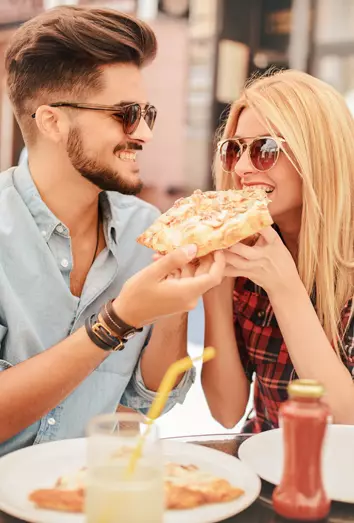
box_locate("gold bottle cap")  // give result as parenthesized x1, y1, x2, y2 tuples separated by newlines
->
(288, 379, 325, 399)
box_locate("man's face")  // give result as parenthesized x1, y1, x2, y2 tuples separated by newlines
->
(65, 64, 153, 195)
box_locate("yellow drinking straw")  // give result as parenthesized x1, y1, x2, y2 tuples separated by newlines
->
(125, 346, 216, 478)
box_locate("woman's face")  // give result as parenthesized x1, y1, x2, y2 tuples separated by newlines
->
(231, 108, 303, 226)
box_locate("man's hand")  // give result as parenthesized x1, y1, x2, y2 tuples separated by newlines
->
(113, 245, 225, 327)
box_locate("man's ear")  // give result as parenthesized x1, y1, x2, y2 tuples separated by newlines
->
(33, 105, 70, 144)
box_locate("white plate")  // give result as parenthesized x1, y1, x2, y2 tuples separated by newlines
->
(239, 425, 354, 504)
(0, 438, 261, 523)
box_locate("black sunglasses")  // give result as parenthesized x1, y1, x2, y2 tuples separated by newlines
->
(31, 102, 157, 135)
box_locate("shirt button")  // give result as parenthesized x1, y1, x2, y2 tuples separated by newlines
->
(257, 311, 265, 318)
(56, 224, 65, 234)
(48, 418, 56, 426)
(41, 230, 46, 237)
(61, 259, 69, 268)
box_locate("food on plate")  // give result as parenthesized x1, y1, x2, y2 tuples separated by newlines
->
(29, 462, 244, 512)
(164, 463, 244, 509)
(136, 188, 273, 257)
(28, 488, 84, 513)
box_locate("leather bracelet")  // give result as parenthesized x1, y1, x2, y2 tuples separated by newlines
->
(101, 303, 122, 335)
(85, 314, 125, 351)
(101, 300, 143, 339)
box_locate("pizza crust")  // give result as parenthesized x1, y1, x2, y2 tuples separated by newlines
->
(136, 188, 273, 257)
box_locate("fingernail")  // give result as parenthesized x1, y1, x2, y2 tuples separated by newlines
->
(183, 244, 197, 259)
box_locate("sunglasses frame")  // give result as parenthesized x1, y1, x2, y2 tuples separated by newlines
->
(217, 135, 286, 173)
(31, 102, 157, 135)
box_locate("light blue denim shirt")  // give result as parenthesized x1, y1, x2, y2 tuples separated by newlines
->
(0, 163, 194, 456)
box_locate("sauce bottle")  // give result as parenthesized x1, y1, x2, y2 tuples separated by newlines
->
(272, 379, 331, 520)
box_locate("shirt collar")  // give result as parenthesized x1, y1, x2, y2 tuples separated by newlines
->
(13, 162, 60, 242)
(13, 162, 119, 247)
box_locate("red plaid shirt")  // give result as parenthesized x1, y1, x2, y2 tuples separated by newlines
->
(233, 277, 354, 433)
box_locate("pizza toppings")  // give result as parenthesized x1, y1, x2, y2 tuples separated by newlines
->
(136, 188, 273, 257)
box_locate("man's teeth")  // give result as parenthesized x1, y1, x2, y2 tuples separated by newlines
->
(118, 151, 137, 161)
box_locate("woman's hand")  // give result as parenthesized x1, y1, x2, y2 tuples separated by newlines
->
(224, 226, 300, 296)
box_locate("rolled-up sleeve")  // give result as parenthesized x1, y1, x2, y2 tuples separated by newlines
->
(0, 360, 12, 371)
(0, 324, 11, 371)
(120, 328, 196, 415)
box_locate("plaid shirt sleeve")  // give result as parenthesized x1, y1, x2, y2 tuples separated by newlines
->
(340, 300, 354, 379)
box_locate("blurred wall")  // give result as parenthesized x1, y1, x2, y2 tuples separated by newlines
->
(140, 15, 188, 192)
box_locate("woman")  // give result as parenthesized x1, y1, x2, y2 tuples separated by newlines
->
(202, 69, 354, 432)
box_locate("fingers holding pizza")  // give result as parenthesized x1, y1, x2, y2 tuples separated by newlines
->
(223, 225, 299, 296)
(139, 188, 273, 291)
(112, 246, 225, 328)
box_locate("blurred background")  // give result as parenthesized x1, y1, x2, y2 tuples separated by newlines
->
(0, 0, 353, 436)
(3, 0, 354, 202)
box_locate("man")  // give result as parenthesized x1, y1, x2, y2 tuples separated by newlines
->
(0, 6, 224, 455)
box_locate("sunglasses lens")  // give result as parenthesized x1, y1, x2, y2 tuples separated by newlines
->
(250, 138, 279, 171)
(144, 106, 157, 130)
(124, 104, 140, 134)
(219, 140, 242, 172)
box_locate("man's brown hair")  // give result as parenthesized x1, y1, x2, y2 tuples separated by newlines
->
(5, 5, 157, 139)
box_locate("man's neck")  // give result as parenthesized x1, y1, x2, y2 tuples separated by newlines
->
(28, 149, 100, 238)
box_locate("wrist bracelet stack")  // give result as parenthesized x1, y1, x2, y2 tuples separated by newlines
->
(85, 300, 142, 352)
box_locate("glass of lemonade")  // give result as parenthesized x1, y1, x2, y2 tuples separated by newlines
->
(85, 412, 164, 523)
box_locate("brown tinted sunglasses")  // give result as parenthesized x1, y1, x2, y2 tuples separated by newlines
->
(218, 136, 286, 172)
(31, 102, 157, 135)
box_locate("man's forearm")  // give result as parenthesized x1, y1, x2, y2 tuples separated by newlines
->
(0, 328, 108, 443)
(140, 313, 188, 391)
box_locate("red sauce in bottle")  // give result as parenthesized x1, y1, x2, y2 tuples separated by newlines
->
(272, 379, 331, 520)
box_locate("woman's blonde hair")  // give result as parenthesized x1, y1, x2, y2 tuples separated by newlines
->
(214, 69, 354, 353)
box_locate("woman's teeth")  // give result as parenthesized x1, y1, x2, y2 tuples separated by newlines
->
(118, 151, 137, 161)
(246, 185, 274, 194)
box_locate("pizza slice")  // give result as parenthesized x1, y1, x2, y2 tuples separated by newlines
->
(28, 488, 84, 513)
(28, 468, 87, 513)
(164, 463, 244, 509)
(136, 188, 273, 257)
(29, 462, 244, 512)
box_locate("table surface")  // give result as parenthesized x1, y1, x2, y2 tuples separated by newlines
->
(0, 433, 353, 523)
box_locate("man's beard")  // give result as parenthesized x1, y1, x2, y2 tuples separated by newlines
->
(66, 127, 143, 195)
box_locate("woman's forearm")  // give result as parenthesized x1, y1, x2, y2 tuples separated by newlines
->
(269, 281, 354, 424)
(202, 279, 250, 428)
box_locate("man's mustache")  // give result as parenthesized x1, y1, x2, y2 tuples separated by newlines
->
(114, 143, 143, 154)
